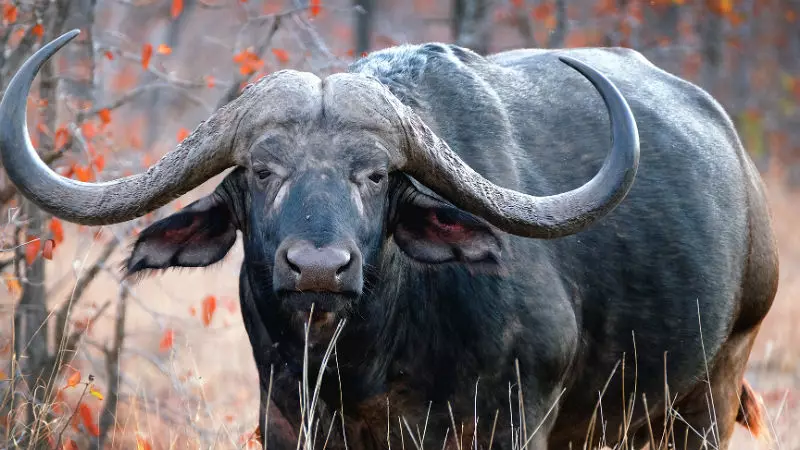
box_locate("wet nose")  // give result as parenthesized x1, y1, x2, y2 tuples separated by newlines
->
(278, 240, 361, 293)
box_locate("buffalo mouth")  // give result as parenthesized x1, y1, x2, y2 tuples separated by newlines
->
(278, 291, 354, 345)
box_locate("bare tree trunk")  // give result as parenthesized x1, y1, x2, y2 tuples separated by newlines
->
(697, 3, 723, 94)
(97, 286, 128, 448)
(354, 0, 373, 55)
(452, 0, 493, 54)
(13, 0, 65, 430)
(547, 0, 568, 48)
(14, 200, 48, 428)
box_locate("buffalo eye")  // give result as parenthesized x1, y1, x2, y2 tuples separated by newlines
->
(255, 169, 272, 180)
(367, 171, 386, 184)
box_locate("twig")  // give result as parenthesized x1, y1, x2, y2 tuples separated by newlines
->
(55, 382, 90, 448)
(217, 14, 283, 108)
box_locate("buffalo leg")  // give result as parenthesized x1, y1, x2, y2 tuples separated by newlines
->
(644, 330, 761, 450)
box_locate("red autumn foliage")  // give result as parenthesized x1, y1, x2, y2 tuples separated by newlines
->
(3, 4, 17, 23)
(98, 108, 112, 126)
(233, 49, 265, 76)
(25, 237, 40, 265)
(159, 328, 175, 351)
(73, 164, 94, 182)
(309, 0, 321, 17)
(141, 43, 153, 69)
(201, 295, 217, 327)
(79, 403, 100, 436)
(272, 48, 290, 64)
(171, 0, 183, 19)
(93, 154, 105, 172)
(177, 128, 190, 142)
(81, 121, 97, 139)
(66, 370, 81, 388)
(54, 126, 69, 149)
(49, 218, 65, 244)
(42, 239, 55, 260)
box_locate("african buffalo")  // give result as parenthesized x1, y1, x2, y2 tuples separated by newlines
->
(0, 30, 777, 449)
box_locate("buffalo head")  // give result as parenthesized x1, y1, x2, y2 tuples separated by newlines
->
(0, 31, 639, 334)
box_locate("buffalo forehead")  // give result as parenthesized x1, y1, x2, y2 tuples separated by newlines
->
(241, 72, 403, 168)
(243, 71, 399, 131)
(245, 70, 324, 125)
(321, 73, 401, 133)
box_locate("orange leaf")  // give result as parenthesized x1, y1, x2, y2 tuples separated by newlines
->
(42, 239, 55, 260)
(309, 0, 321, 17)
(233, 50, 264, 75)
(74, 165, 93, 182)
(104, 50, 114, 60)
(50, 218, 65, 244)
(171, 0, 183, 18)
(81, 121, 96, 139)
(62, 438, 79, 450)
(25, 237, 40, 265)
(177, 128, 189, 142)
(532, 3, 553, 20)
(205, 75, 215, 88)
(136, 434, 153, 450)
(3, 273, 22, 297)
(66, 370, 81, 388)
(157, 44, 172, 55)
(189, 306, 197, 316)
(93, 154, 105, 172)
(142, 43, 153, 69)
(32, 24, 44, 37)
(54, 126, 69, 149)
(79, 403, 100, 436)
(272, 48, 290, 64)
(159, 329, 174, 351)
(98, 108, 112, 126)
(3, 5, 17, 23)
(201, 295, 217, 327)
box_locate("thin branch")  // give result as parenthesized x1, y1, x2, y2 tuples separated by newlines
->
(217, 15, 282, 108)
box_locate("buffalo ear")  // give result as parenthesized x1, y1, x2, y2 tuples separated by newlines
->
(126, 192, 237, 276)
(391, 176, 503, 265)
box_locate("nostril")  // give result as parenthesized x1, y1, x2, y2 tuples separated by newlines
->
(285, 248, 303, 275)
(335, 257, 352, 276)
(287, 258, 301, 275)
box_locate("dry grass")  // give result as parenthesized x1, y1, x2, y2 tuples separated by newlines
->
(2, 174, 799, 449)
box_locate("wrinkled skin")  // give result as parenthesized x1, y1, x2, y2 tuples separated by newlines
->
(125, 44, 777, 449)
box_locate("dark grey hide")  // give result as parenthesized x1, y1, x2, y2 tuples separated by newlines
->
(128, 44, 779, 448)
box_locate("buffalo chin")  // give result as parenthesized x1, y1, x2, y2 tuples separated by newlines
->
(277, 291, 355, 346)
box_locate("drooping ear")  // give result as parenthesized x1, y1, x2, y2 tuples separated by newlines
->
(126, 188, 238, 276)
(390, 175, 504, 264)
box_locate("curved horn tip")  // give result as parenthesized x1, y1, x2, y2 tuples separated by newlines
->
(41, 29, 82, 57)
(1, 29, 80, 93)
